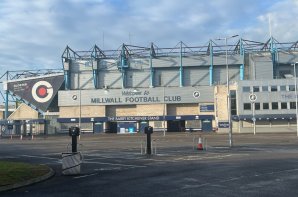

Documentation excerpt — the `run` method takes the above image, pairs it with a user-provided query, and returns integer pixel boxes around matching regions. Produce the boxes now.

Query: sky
[0,0,297,73]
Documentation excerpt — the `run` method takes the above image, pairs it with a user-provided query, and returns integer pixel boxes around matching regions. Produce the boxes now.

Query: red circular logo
[37,86,48,98]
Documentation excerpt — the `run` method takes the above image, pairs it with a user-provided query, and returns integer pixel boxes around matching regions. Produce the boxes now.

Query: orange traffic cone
[197,137,203,150]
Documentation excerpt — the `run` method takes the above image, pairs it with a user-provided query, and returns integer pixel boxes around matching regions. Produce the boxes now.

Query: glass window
[253,86,259,92]
[230,90,237,115]
[263,103,269,110]
[280,86,286,91]
[270,86,278,92]
[289,85,295,91]
[243,87,250,92]
[262,86,268,92]
[272,102,278,109]
[244,103,251,110]
[290,102,296,109]
[254,103,260,110]
[281,102,287,109]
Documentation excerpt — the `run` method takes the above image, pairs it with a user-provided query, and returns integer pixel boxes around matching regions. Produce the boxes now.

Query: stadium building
[1,37,298,136]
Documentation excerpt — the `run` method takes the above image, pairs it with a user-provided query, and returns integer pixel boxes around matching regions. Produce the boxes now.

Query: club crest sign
[32,81,54,103]
[6,74,64,111]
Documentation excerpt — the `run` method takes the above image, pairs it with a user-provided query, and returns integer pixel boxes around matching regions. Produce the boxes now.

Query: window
[263,103,269,110]
[253,86,259,92]
[281,102,287,109]
[254,103,260,110]
[280,86,286,91]
[272,102,278,109]
[230,90,237,115]
[244,103,251,110]
[290,102,296,109]
[262,86,268,92]
[270,86,278,92]
[243,87,250,92]
[289,85,295,91]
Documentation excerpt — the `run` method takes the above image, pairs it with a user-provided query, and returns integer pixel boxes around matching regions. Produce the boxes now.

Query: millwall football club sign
[6,74,64,111]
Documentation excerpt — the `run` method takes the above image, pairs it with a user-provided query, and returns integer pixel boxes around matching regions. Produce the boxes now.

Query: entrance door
[167,120,185,132]
[108,122,118,133]
[139,121,149,133]
[202,119,212,132]
[93,122,103,133]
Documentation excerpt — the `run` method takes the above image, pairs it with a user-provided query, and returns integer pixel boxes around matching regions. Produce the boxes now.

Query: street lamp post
[163,86,166,137]
[216,34,238,148]
[293,62,298,136]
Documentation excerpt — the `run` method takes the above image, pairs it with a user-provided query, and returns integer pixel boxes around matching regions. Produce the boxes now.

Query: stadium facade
[1,37,298,135]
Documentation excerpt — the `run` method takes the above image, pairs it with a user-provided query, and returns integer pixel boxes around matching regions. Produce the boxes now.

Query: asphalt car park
[1,132,298,197]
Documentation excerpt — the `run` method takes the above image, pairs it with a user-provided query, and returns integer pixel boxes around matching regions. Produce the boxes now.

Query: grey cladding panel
[278,51,298,63]
[129,58,150,69]
[250,54,273,80]
[213,55,242,65]
[184,67,209,86]
[99,59,118,70]
[126,70,150,88]
[154,69,179,86]
[213,65,239,85]
[99,71,122,88]
[80,72,94,89]
[183,56,210,66]
[70,60,92,72]
[70,73,78,89]
[152,57,179,68]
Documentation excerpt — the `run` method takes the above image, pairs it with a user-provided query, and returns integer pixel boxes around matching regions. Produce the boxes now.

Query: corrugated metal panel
[126,70,150,88]
[213,54,242,65]
[152,57,179,68]
[70,60,92,72]
[213,65,240,85]
[129,58,150,69]
[154,69,179,86]
[278,51,298,63]
[183,56,209,66]
[184,67,209,86]
[70,73,78,89]
[99,59,118,70]
[99,71,122,88]
[80,71,94,89]
[249,53,273,80]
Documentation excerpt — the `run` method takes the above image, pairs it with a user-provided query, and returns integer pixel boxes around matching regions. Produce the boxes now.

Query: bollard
[144,126,153,155]
[69,126,80,153]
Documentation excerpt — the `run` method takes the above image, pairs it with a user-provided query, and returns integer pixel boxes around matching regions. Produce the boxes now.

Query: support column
[150,43,155,87]
[179,41,183,87]
[240,38,244,80]
[121,44,127,89]
[92,60,98,89]
[209,40,213,86]
[270,37,278,78]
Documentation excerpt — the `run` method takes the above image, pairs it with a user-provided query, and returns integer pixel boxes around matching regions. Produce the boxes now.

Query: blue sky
[0,0,297,72]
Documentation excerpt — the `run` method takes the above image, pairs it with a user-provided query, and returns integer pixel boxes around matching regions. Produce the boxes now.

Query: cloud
[0,0,297,73]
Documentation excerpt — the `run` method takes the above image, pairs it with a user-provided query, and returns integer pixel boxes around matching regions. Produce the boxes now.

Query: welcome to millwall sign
[91,90,182,104]
[58,86,214,106]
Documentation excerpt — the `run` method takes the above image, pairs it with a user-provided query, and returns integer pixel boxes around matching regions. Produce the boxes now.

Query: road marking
[74,173,98,179]
[20,154,58,160]
[83,160,146,168]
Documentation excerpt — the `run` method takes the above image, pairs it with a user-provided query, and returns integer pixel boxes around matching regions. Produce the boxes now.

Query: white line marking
[20,154,58,160]
[74,173,98,179]
[83,160,146,168]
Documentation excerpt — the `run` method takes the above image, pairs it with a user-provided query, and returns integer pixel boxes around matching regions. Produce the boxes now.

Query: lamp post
[216,34,238,148]
[163,86,166,137]
[293,62,298,136]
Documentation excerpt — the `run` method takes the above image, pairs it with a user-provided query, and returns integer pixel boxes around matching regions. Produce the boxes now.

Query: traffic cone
[197,136,204,150]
